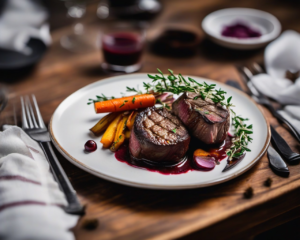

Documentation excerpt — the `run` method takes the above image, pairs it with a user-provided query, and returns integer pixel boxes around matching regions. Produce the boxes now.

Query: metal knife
[224,80,290,175]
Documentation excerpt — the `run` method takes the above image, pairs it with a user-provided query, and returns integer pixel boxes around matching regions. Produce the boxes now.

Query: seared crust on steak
[129,107,190,164]
[172,92,230,144]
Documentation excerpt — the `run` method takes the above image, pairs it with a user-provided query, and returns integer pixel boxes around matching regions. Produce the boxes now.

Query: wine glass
[60,0,94,52]
[100,22,146,73]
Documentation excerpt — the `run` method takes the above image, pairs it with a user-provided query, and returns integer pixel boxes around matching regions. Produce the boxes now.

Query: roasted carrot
[90,112,119,135]
[94,94,156,113]
[194,149,210,157]
[110,115,129,152]
[100,113,123,148]
[125,130,131,139]
[126,111,138,130]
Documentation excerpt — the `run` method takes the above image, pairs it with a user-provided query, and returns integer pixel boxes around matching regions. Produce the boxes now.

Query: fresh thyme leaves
[119,100,128,108]
[132,97,136,104]
[226,113,253,160]
[87,94,115,105]
[172,129,177,133]
[126,87,138,92]
[132,68,232,108]
[156,99,171,110]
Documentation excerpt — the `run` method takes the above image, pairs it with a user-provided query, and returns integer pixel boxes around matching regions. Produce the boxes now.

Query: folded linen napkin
[0,126,78,240]
[0,0,51,55]
[251,30,300,131]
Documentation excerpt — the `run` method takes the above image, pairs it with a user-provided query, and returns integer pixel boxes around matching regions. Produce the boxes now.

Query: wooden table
[3,0,300,239]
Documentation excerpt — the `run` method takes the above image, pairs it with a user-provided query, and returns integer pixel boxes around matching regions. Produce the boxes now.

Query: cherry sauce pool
[115,135,234,175]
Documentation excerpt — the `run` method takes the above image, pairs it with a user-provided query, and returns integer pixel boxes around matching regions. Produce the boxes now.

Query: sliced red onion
[193,156,216,171]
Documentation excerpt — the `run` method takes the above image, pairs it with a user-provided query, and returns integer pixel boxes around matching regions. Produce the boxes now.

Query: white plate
[202,8,281,50]
[50,74,270,190]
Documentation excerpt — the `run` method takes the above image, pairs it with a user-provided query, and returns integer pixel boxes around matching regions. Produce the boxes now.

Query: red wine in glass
[102,32,143,71]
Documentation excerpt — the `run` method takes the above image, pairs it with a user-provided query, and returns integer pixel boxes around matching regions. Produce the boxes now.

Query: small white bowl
[202,8,281,50]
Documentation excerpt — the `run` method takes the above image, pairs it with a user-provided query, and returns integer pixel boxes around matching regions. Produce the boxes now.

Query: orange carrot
[94,94,156,114]
[126,111,138,130]
[194,149,210,157]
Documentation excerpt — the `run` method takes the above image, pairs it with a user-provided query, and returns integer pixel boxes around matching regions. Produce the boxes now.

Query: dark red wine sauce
[115,135,235,175]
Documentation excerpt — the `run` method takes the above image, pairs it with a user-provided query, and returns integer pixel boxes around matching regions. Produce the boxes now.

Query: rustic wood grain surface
[2,0,300,239]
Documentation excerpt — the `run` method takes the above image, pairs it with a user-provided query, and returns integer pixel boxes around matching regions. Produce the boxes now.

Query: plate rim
[49,73,271,190]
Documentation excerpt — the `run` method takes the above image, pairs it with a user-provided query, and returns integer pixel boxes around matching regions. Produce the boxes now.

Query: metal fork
[238,65,300,143]
[21,95,85,215]
[237,65,300,164]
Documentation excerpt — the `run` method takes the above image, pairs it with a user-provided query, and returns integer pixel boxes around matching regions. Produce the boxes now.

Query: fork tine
[31,95,45,129]
[24,96,34,128]
[13,101,17,126]
[20,96,29,129]
[26,96,39,128]
[253,62,264,74]
[242,67,254,81]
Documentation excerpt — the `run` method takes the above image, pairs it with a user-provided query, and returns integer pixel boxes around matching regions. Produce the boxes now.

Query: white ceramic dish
[202,8,281,50]
[50,74,270,190]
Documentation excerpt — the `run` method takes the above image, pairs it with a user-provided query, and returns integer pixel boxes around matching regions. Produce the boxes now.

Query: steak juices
[126,93,230,168]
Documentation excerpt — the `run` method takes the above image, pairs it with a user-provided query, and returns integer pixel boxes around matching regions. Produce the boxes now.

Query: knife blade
[270,126,300,164]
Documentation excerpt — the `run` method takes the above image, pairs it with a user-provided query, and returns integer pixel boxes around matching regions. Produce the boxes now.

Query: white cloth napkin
[0,126,78,240]
[0,0,51,55]
[251,30,300,131]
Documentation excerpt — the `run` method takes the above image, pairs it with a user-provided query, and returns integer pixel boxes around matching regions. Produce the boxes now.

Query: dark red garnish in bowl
[222,22,261,39]
[85,140,97,152]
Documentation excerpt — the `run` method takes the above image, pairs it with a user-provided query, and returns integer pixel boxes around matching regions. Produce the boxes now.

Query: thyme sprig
[140,69,251,161]
[226,112,253,160]
[87,94,115,105]
[129,68,233,108]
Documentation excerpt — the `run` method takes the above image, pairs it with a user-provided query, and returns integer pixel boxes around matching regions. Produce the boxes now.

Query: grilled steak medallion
[129,107,190,164]
[172,92,230,145]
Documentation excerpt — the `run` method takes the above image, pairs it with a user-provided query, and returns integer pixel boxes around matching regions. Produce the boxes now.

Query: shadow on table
[198,39,264,62]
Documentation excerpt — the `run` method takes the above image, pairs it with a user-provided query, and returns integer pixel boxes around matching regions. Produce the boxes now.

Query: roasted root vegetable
[126,111,138,130]
[100,113,123,148]
[90,112,119,135]
[193,149,210,157]
[94,94,155,113]
[125,130,131,139]
[110,115,129,151]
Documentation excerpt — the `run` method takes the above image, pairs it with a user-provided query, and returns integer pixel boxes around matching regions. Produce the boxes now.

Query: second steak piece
[129,107,190,164]
[172,92,230,145]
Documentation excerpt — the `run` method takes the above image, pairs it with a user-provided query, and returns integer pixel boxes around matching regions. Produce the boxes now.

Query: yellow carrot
[90,112,119,135]
[125,130,131,139]
[100,113,123,148]
[110,115,129,152]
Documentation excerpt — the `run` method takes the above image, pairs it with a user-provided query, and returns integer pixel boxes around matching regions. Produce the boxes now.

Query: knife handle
[270,126,300,164]
[267,146,289,177]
